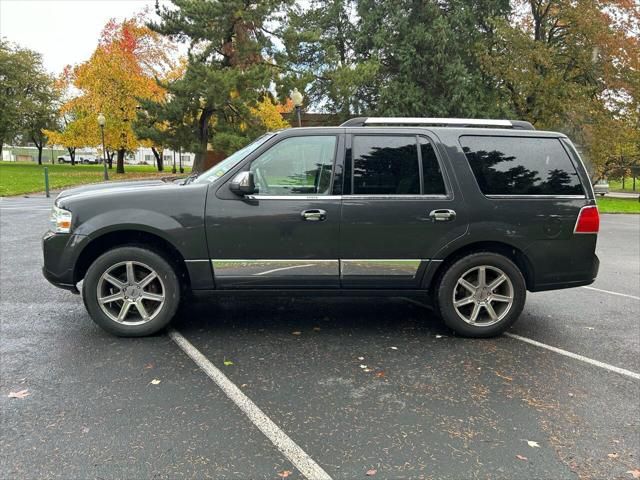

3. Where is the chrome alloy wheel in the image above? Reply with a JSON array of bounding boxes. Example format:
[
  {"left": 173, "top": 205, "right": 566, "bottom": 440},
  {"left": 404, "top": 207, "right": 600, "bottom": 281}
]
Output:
[
  {"left": 96, "top": 261, "right": 165, "bottom": 325},
  {"left": 452, "top": 265, "right": 514, "bottom": 326}
]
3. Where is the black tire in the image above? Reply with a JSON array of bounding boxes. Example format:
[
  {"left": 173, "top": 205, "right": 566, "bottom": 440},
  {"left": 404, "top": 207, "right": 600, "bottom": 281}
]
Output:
[
  {"left": 82, "top": 246, "right": 180, "bottom": 337},
  {"left": 436, "top": 252, "right": 526, "bottom": 338}
]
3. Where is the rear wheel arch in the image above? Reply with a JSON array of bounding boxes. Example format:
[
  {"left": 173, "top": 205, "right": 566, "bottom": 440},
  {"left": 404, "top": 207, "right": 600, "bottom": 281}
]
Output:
[
  {"left": 73, "top": 229, "right": 191, "bottom": 291},
  {"left": 428, "top": 241, "right": 534, "bottom": 294}
]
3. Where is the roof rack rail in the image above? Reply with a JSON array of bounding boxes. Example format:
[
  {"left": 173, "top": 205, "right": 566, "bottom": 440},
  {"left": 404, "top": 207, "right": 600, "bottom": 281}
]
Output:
[{"left": 340, "top": 117, "right": 535, "bottom": 130}]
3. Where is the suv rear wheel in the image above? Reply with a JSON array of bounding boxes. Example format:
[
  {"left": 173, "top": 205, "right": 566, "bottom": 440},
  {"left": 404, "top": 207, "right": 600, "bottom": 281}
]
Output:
[
  {"left": 436, "top": 252, "right": 526, "bottom": 337},
  {"left": 82, "top": 246, "right": 180, "bottom": 336}
]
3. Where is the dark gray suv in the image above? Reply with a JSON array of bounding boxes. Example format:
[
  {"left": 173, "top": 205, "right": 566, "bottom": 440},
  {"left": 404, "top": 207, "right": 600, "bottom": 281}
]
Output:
[{"left": 42, "top": 117, "right": 600, "bottom": 337}]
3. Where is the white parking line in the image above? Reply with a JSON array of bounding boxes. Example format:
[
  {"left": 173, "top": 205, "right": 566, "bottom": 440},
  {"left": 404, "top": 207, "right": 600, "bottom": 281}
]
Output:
[
  {"left": 169, "top": 330, "right": 333, "bottom": 480},
  {"left": 399, "top": 298, "right": 640, "bottom": 380},
  {"left": 504, "top": 333, "right": 640, "bottom": 381},
  {"left": 582, "top": 286, "right": 640, "bottom": 301}
]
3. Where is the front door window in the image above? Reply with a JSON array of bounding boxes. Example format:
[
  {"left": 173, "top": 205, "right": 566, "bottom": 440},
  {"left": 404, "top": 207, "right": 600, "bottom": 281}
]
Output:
[{"left": 250, "top": 136, "right": 337, "bottom": 195}]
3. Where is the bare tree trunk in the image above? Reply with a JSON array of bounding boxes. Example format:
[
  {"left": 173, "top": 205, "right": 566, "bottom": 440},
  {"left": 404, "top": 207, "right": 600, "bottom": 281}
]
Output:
[
  {"left": 151, "top": 147, "right": 164, "bottom": 172},
  {"left": 32, "top": 136, "right": 43, "bottom": 165},
  {"left": 194, "top": 109, "right": 213, "bottom": 173},
  {"left": 108, "top": 150, "right": 113, "bottom": 169},
  {"left": 67, "top": 147, "right": 76, "bottom": 165},
  {"left": 116, "top": 149, "right": 125, "bottom": 174},
  {"left": 0, "top": 142, "right": 3, "bottom": 159}
]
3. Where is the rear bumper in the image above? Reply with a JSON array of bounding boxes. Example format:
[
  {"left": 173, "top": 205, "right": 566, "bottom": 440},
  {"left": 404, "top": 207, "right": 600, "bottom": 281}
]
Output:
[{"left": 529, "top": 254, "right": 599, "bottom": 292}]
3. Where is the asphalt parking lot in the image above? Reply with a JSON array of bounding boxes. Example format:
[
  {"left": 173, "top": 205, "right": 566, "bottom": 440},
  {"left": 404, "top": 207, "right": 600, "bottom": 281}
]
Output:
[{"left": 1, "top": 195, "right": 638, "bottom": 480}]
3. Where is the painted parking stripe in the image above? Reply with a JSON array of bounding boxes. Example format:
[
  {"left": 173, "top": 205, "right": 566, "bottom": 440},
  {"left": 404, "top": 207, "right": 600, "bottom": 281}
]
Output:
[
  {"left": 399, "top": 298, "right": 639, "bottom": 380},
  {"left": 582, "top": 286, "right": 640, "bottom": 301},
  {"left": 504, "top": 333, "right": 640, "bottom": 381},
  {"left": 169, "top": 330, "right": 333, "bottom": 480}
]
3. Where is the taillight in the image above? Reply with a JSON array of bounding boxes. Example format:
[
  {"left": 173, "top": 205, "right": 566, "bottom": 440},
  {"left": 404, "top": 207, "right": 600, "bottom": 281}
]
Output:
[{"left": 574, "top": 205, "right": 599, "bottom": 234}]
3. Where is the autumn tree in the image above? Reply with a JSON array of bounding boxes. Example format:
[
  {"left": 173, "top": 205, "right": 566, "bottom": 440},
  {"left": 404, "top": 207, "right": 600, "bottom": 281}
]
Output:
[
  {"left": 147, "top": 0, "right": 290, "bottom": 172},
  {"left": 0, "top": 41, "right": 59, "bottom": 162},
  {"left": 52, "top": 17, "right": 175, "bottom": 173},
  {"left": 481, "top": 0, "right": 640, "bottom": 175}
]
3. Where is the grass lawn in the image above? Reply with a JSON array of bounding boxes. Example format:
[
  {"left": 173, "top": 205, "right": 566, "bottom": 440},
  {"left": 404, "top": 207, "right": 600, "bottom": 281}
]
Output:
[
  {"left": 596, "top": 196, "right": 640, "bottom": 214},
  {"left": 0, "top": 162, "right": 191, "bottom": 197},
  {"left": 608, "top": 177, "right": 639, "bottom": 193}
]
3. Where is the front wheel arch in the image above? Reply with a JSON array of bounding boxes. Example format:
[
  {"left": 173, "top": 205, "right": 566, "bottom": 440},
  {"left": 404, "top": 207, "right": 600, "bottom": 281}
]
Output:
[{"left": 73, "top": 230, "right": 191, "bottom": 292}]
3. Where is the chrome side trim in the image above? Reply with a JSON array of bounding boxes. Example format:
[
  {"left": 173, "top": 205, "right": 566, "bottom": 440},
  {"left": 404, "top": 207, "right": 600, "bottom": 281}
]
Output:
[
  {"left": 341, "top": 259, "right": 422, "bottom": 278},
  {"left": 485, "top": 195, "right": 586, "bottom": 199},
  {"left": 245, "top": 194, "right": 451, "bottom": 200},
  {"left": 245, "top": 195, "right": 342, "bottom": 201},
  {"left": 345, "top": 195, "right": 448, "bottom": 200},
  {"left": 184, "top": 259, "right": 210, "bottom": 263},
  {"left": 212, "top": 259, "right": 339, "bottom": 277}
]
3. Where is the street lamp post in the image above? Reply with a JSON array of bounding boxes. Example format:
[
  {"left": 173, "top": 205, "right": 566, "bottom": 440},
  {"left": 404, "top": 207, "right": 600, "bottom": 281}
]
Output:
[
  {"left": 291, "top": 88, "right": 304, "bottom": 127},
  {"left": 97, "top": 113, "right": 109, "bottom": 181}
]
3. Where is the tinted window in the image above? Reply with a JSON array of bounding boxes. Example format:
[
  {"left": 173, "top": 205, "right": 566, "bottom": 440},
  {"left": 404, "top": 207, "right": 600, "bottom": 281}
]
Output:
[
  {"left": 250, "top": 136, "right": 336, "bottom": 195},
  {"left": 420, "top": 138, "right": 446, "bottom": 195},
  {"left": 353, "top": 136, "right": 419, "bottom": 195},
  {"left": 460, "top": 136, "right": 584, "bottom": 195}
]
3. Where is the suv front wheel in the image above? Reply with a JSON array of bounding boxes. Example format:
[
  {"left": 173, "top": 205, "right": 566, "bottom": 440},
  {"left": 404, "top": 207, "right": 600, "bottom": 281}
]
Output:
[
  {"left": 82, "top": 246, "right": 181, "bottom": 336},
  {"left": 436, "top": 252, "right": 526, "bottom": 337}
]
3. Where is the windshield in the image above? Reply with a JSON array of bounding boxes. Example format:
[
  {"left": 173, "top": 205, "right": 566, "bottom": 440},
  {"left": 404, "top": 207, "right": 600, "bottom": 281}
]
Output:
[{"left": 193, "top": 133, "right": 275, "bottom": 184}]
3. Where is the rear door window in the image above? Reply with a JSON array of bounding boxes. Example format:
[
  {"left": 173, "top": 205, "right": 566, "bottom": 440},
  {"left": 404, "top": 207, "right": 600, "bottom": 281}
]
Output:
[
  {"left": 459, "top": 136, "right": 584, "bottom": 196},
  {"left": 351, "top": 135, "right": 446, "bottom": 195}
]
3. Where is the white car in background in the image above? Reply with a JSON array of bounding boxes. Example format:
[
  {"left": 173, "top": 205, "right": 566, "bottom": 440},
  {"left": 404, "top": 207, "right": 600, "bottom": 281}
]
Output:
[{"left": 593, "top": 179, "right": 609, "bottom": 196}]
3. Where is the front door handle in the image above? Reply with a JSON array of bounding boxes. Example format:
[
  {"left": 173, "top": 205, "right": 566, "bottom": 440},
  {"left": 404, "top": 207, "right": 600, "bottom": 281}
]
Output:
[
  {"left": 429, "top": 209, "right": 456, "bottom": 222},
  {"left": 301, "top": 209, "right": 327, "bottom": 222}
]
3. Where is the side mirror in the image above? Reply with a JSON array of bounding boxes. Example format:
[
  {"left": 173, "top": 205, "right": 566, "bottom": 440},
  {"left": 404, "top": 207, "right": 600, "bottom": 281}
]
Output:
[{"left": 229, "top": 171, "right": 256, "bottom": 196}]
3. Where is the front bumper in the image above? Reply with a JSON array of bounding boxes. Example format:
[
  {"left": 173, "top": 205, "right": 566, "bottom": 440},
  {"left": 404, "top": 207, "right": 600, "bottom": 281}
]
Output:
[{"left": 41, "top": 231, "right": 84, "bottom": 293}]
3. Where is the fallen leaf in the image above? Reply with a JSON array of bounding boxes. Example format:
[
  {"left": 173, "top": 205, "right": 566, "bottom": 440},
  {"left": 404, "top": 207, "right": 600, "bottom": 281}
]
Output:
[
  {"left": 277, "top": 470, "right": 292, "bottom": 478},
  {"left": 313, "top": 327, "right": 321, "bottom": 331},
  {"left": 223, "top": 359, "right": 234, "bottom": 366},
  {"left": 82, "top": 427, "right": 90, "bottom": 434},
  {"left": 150, "top": 379, "right": 161, "bottom": 385},
  {"left": 495, "top": 372, "right": 513, "bottom": 382},
  {"left": 291, "top": 331, "right": 302, "bottom": 336},
  {"left": 390, "top": 346, "right": 398, "bottom": 350},
  {"left": 357, "top": 356, "right": 365, "bottom": 361},
  {"left": 144, "top": 362, "right": 155, "bottom": 370},
  {"left": 607, "top": 453, "right": 619, "bottom": 459},
  {"left": 516, "top": 454, "right": 528, "bottom": 461},
  {"left": 366, "top": 469, "right": 377, "bottom": 476},
  {"left": 375, "top": 371, "right": 385, "bottom": 378},
  {"left": 363, "top": 368, "right": 372, "bottom": 372},
  {"left": 568, "top": 392, "right": 574, "bottom": 397},
  {"left": 435, "top": 335, "right": 444, "bottom": 339},
  {"left": 241, "top": 384, "right": 248, "bottom": 388},
  {"left": 359, "top": 364, "right": 367, "bottom": 369},
  {"left": 8, "top": 389, "right": 30, "bottom": 399},
  {"left": 527, "top": 440, "right": 541, "bottom": 448},
  {"left": 626, "top": 469, "right": 640, "bottom": 479}
]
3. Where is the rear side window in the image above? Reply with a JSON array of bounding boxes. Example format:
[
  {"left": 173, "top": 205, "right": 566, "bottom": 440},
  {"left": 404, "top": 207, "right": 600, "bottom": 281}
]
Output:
[
  {"left": 353, "top": 136, "right": 419, "bottom": 194},
  {"left": 351, "top": 135, "right": 446, "bottom": 195},
  {"left": 460, "top": 136, "right": 584, "bottom": 196}
]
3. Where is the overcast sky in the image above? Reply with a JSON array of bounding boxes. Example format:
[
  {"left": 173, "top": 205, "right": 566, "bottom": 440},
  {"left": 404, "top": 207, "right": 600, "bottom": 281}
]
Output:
[{"left": 0, "top": 0, "right": 159, "bottom": 75}]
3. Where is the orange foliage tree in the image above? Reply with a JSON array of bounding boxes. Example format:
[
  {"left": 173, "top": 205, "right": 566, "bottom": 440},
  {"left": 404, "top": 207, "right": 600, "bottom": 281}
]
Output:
[{"left": 48, "top": 17, "right": 176, "bottom": 173}]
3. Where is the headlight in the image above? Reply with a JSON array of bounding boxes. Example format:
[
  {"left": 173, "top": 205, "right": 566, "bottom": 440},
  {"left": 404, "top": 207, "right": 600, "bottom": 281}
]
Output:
[{"left": 49, "top": 205, "right": 73, "bottom": 233}]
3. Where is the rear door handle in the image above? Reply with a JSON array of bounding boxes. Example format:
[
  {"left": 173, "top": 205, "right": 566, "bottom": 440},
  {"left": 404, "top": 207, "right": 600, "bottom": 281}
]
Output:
[
  {"left": 301, "top": 209, "right": 327, "bottom": 222},
  {"left": 429, "top": 209, "right": 456, "bottom": 222}
]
